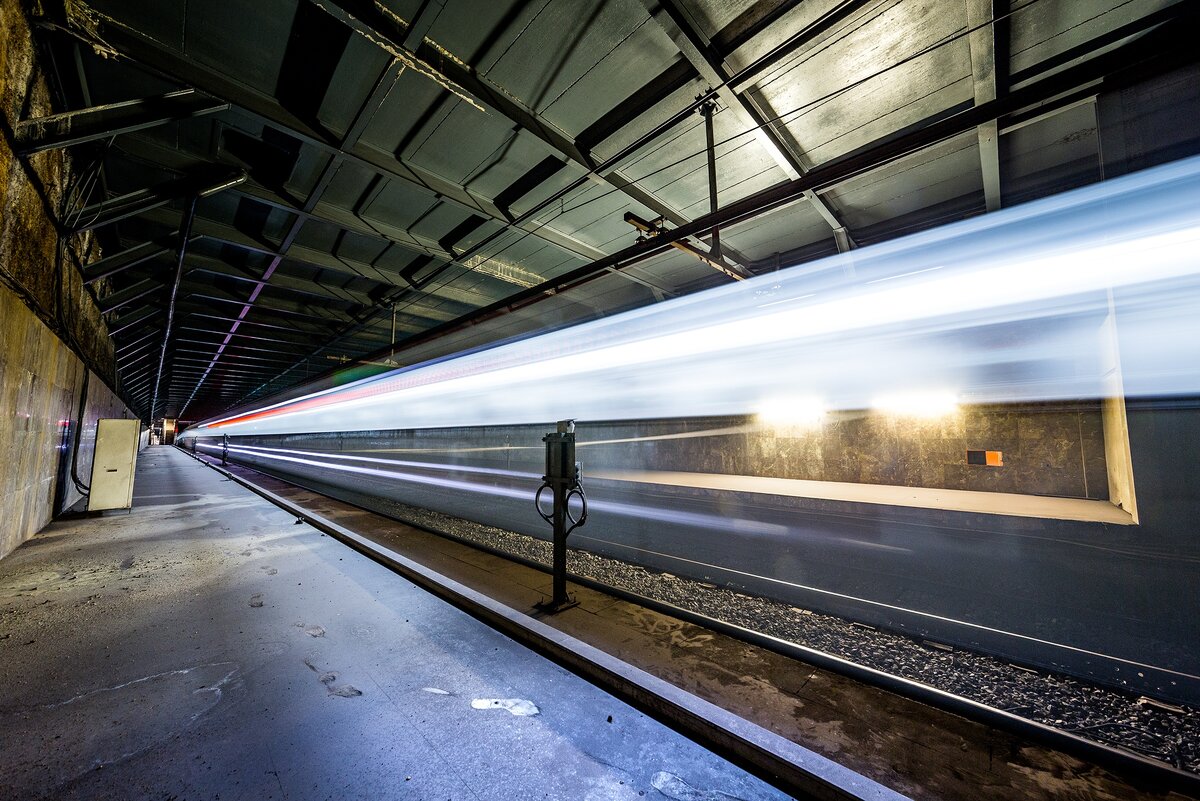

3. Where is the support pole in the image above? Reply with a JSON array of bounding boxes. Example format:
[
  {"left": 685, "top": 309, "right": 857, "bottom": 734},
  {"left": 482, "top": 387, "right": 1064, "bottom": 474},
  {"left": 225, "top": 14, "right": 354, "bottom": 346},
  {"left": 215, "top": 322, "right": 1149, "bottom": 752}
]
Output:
[
  {"left": 698, "top": 97, "right": 721, "bottom": 260},
  {"left": 149, "top": 194, "right": 198, "bottom": 421},
  {"left": 534, "top": 419, "right": 587, "bottom": 612},
  {"left": 550, "top": 465, "right": 568, "bottom": 607}
]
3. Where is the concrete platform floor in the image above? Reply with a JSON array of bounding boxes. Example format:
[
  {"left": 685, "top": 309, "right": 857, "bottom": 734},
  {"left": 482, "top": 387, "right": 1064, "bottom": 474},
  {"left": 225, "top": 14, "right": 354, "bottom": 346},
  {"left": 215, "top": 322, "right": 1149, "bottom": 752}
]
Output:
[{"left": 0, "top": 446, "right": 791, "bottom": 801}]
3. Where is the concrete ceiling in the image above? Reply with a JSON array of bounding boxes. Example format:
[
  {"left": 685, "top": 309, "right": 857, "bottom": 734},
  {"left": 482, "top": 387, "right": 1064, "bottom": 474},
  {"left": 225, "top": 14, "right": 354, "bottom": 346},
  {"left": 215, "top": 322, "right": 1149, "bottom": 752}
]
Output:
[{"left": 21, "top": 0, "right": 1195, "bottom": 421}]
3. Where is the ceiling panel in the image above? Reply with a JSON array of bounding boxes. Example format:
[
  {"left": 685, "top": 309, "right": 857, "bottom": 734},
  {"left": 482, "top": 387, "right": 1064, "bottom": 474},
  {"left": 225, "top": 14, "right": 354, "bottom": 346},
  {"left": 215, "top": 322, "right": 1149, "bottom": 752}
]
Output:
[{"left": 33, "top": 0, "right": 1193, "bottom": 420}]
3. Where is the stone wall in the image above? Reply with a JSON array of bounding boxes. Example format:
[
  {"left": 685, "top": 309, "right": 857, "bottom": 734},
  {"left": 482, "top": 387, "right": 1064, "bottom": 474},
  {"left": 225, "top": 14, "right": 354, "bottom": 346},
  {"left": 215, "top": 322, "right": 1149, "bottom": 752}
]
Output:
[
  {"left": 1, "top": 0, "right": 114, "bottom": 386},
  {"left": 717, "top": 404, "right": 1108, "bottom": 499},
  {"left": 579, "top": 405, "right": 1107, "bottom": 500},
  {"left": 0, "top": 0, "right": 137, "bottom": 558}
]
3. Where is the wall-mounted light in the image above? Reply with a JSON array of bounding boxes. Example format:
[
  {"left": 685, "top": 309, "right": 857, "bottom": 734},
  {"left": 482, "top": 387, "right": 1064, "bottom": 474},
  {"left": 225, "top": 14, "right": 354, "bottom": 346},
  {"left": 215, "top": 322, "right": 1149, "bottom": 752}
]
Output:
[
  {"left": 755, "top": 396, "right": 827, "bottom": 429},
  {"left": 871, "top": 390, "right": 959, "bottom": 418}
]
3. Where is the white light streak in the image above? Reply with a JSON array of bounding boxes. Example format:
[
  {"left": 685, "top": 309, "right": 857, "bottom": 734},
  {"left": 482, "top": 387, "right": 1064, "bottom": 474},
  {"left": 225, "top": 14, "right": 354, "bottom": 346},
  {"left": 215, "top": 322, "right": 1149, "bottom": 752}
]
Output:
[
  {"left": 866, "top": 265, "right": 944, "bottom": 283},
  {"left": 756, "top": 397, "right": 827, "bottom": 428},
  {"left": 756, "top": 292, "right": 815, "bottom": 309},
  {"left": 871, "top": 390, "right": 960, "bottom": 418},
  {"left": 181, "top": 155, "right": 1200, "bottom": 438}
]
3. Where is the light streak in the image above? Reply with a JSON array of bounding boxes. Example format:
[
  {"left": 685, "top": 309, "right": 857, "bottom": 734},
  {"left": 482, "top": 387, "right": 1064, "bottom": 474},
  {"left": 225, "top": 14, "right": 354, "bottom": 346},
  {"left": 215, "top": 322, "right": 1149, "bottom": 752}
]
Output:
[
  {"left": 181, "top": 155, "right": 1200, "bottom": 438},
  {"left": 214, "top": 444, "right": 533, "bottom": 500},
  {"left": 225, "top": 443, "right": 538, "bottom": 479},
  {"left": 205, "top": 445, "right": 791, "bottom": 536},
  {"left": 756, "top": 292, "right": 815, "bottom": 309},
  {"left": 570, "top": 532, "right": 1200, "bottom": 680},
  {"left": 871, "top": 390, "right": 960, "bottom": 418},
  {"left": 865, "top": 266, "right": 944, "bottom": 284}
]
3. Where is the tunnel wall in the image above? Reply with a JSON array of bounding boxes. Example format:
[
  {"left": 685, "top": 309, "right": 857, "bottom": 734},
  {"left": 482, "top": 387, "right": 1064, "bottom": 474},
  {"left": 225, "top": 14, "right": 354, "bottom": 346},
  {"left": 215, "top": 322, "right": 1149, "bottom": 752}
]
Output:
[{"left": 0, "top": 0, "right": 137, "bottom": 557}]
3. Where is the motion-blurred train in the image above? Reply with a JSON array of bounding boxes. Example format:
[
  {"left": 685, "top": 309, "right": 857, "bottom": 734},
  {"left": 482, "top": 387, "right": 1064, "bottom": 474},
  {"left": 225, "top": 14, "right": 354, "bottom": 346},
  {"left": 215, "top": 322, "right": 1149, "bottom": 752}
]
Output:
[{"left": 181, "top": 155, "right": 1200, "bottom": 705}]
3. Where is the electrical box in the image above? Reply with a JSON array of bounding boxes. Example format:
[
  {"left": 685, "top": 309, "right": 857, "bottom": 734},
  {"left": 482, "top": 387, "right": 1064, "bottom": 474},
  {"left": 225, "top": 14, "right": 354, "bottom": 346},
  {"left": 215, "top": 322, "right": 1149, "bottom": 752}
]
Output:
[
  {"left": 966, "top": 449, "right": 1004, "bottom": 467},
  {"left": 542, "top": 419, "right": 580, "bottom": 485},
  {"left": 88, "top": 419, "right": 142, "bottom": 512}
]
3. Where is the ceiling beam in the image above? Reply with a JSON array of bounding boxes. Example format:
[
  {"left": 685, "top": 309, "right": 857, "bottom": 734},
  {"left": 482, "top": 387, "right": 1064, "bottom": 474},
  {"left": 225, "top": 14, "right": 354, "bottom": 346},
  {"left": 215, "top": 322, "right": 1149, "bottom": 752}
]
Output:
[
  {"left": 175, "top": 337, "right": 308, "bottom": 357},
  {"left": 642, "top": 0, "right": 857, "bottom": 251},
  {"left": 168, "top": 363, "right": 282, "bottom": 379},
  {"left": 113, "top": 132, "right": 459, "bottom": 262},
  {"left": 315, "top": 0, "right": 749, "bottom": 267},
  {"left": 174, "top": 348, "right": 300, "bottom": 366},
  {"left": 266, "top": 14, "right": 1195, "bottom": 398},
  {"left": 178, "top": 309, "right": 345, "bottom": 338},
  {"left": 46, "top": 3, "right": 601, "bottom": 265},
  {"left": 107, "top": 306, "right": 161, "bottom": 337},
  {"left": 179, "top": 289, "right": 358, "bottom": 326},
  {"left": 967, "top": 0, "right": 1003, "bottom": 212},
  {"left": 116, "top": 345, "right": 157, "bottom": 371},
  {"left": 84, "top": 233, "right": 201, "bottom": 285},
  {"left": 167, "top": 368, "right": 268, "bottom": 381},
  {"left": 99, "top": 278, "right": 160, "bottom": 314},
  {"left": 126, "top": 206, "right": 425, "bottom": 288},
  {"left": 177, "top": 325, "right": 337, "bottom": 348},
  {"left": 439, "top": 0, "right": 874, "bottom": 285},
  {"left": 72, "top": 166, "right": 246, "bottom": 232},
  {"left": 172, "top": 355, "right": 298, "bottom": 372},
  {"left": 183, "top": 260, "right": 375, "bottom": 309},
  {"left": 13, "top": 88, "right": 227, "bottom": 154},
  {"left": 115, "top": 327, "right": 160, "bottom": 355}
]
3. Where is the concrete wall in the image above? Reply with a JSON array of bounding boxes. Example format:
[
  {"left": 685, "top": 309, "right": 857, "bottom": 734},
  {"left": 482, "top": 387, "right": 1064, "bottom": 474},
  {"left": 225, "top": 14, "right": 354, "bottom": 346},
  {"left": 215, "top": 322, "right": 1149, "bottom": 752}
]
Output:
[
  {"left": 0, "top": 0, "right": 138, "bottom": 558},
  {"left": 0, "top": 288, "right": 135, "bottom": 557}
]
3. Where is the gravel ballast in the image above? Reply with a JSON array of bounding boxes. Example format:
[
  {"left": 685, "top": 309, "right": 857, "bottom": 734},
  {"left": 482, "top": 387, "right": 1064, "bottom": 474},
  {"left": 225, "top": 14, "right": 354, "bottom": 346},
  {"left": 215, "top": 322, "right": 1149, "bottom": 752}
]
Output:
[{"left": 345, "top": 492, "right": 1200, "bottom": 776}]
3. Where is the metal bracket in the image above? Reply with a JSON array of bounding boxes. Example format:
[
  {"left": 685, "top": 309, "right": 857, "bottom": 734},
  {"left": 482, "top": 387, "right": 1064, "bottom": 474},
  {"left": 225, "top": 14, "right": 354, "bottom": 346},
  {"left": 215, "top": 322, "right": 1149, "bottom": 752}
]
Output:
[{"left": 624, "top": 211, "right": 748, "bottom": 281}]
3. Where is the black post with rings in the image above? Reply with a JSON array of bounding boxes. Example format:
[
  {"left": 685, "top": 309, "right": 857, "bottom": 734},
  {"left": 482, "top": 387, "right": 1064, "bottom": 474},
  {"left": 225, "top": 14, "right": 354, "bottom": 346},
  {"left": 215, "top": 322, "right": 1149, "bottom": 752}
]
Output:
[{"left": 535, "top": 419, "right": 587, "bottom": 612}]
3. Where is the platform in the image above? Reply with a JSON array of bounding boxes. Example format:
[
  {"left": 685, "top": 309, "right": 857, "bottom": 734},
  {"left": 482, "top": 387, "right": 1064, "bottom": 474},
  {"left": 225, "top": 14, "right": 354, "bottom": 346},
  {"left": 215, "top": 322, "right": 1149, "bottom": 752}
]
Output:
[
  {"left": 1, "top": 446, "right": 1192, "bottom": 801},
  {"left": 193, "top": 449, "right": 1197, "bottom": 801},
  {"left": 0, "top": 446, "right": 796, "bottom": 801}
]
